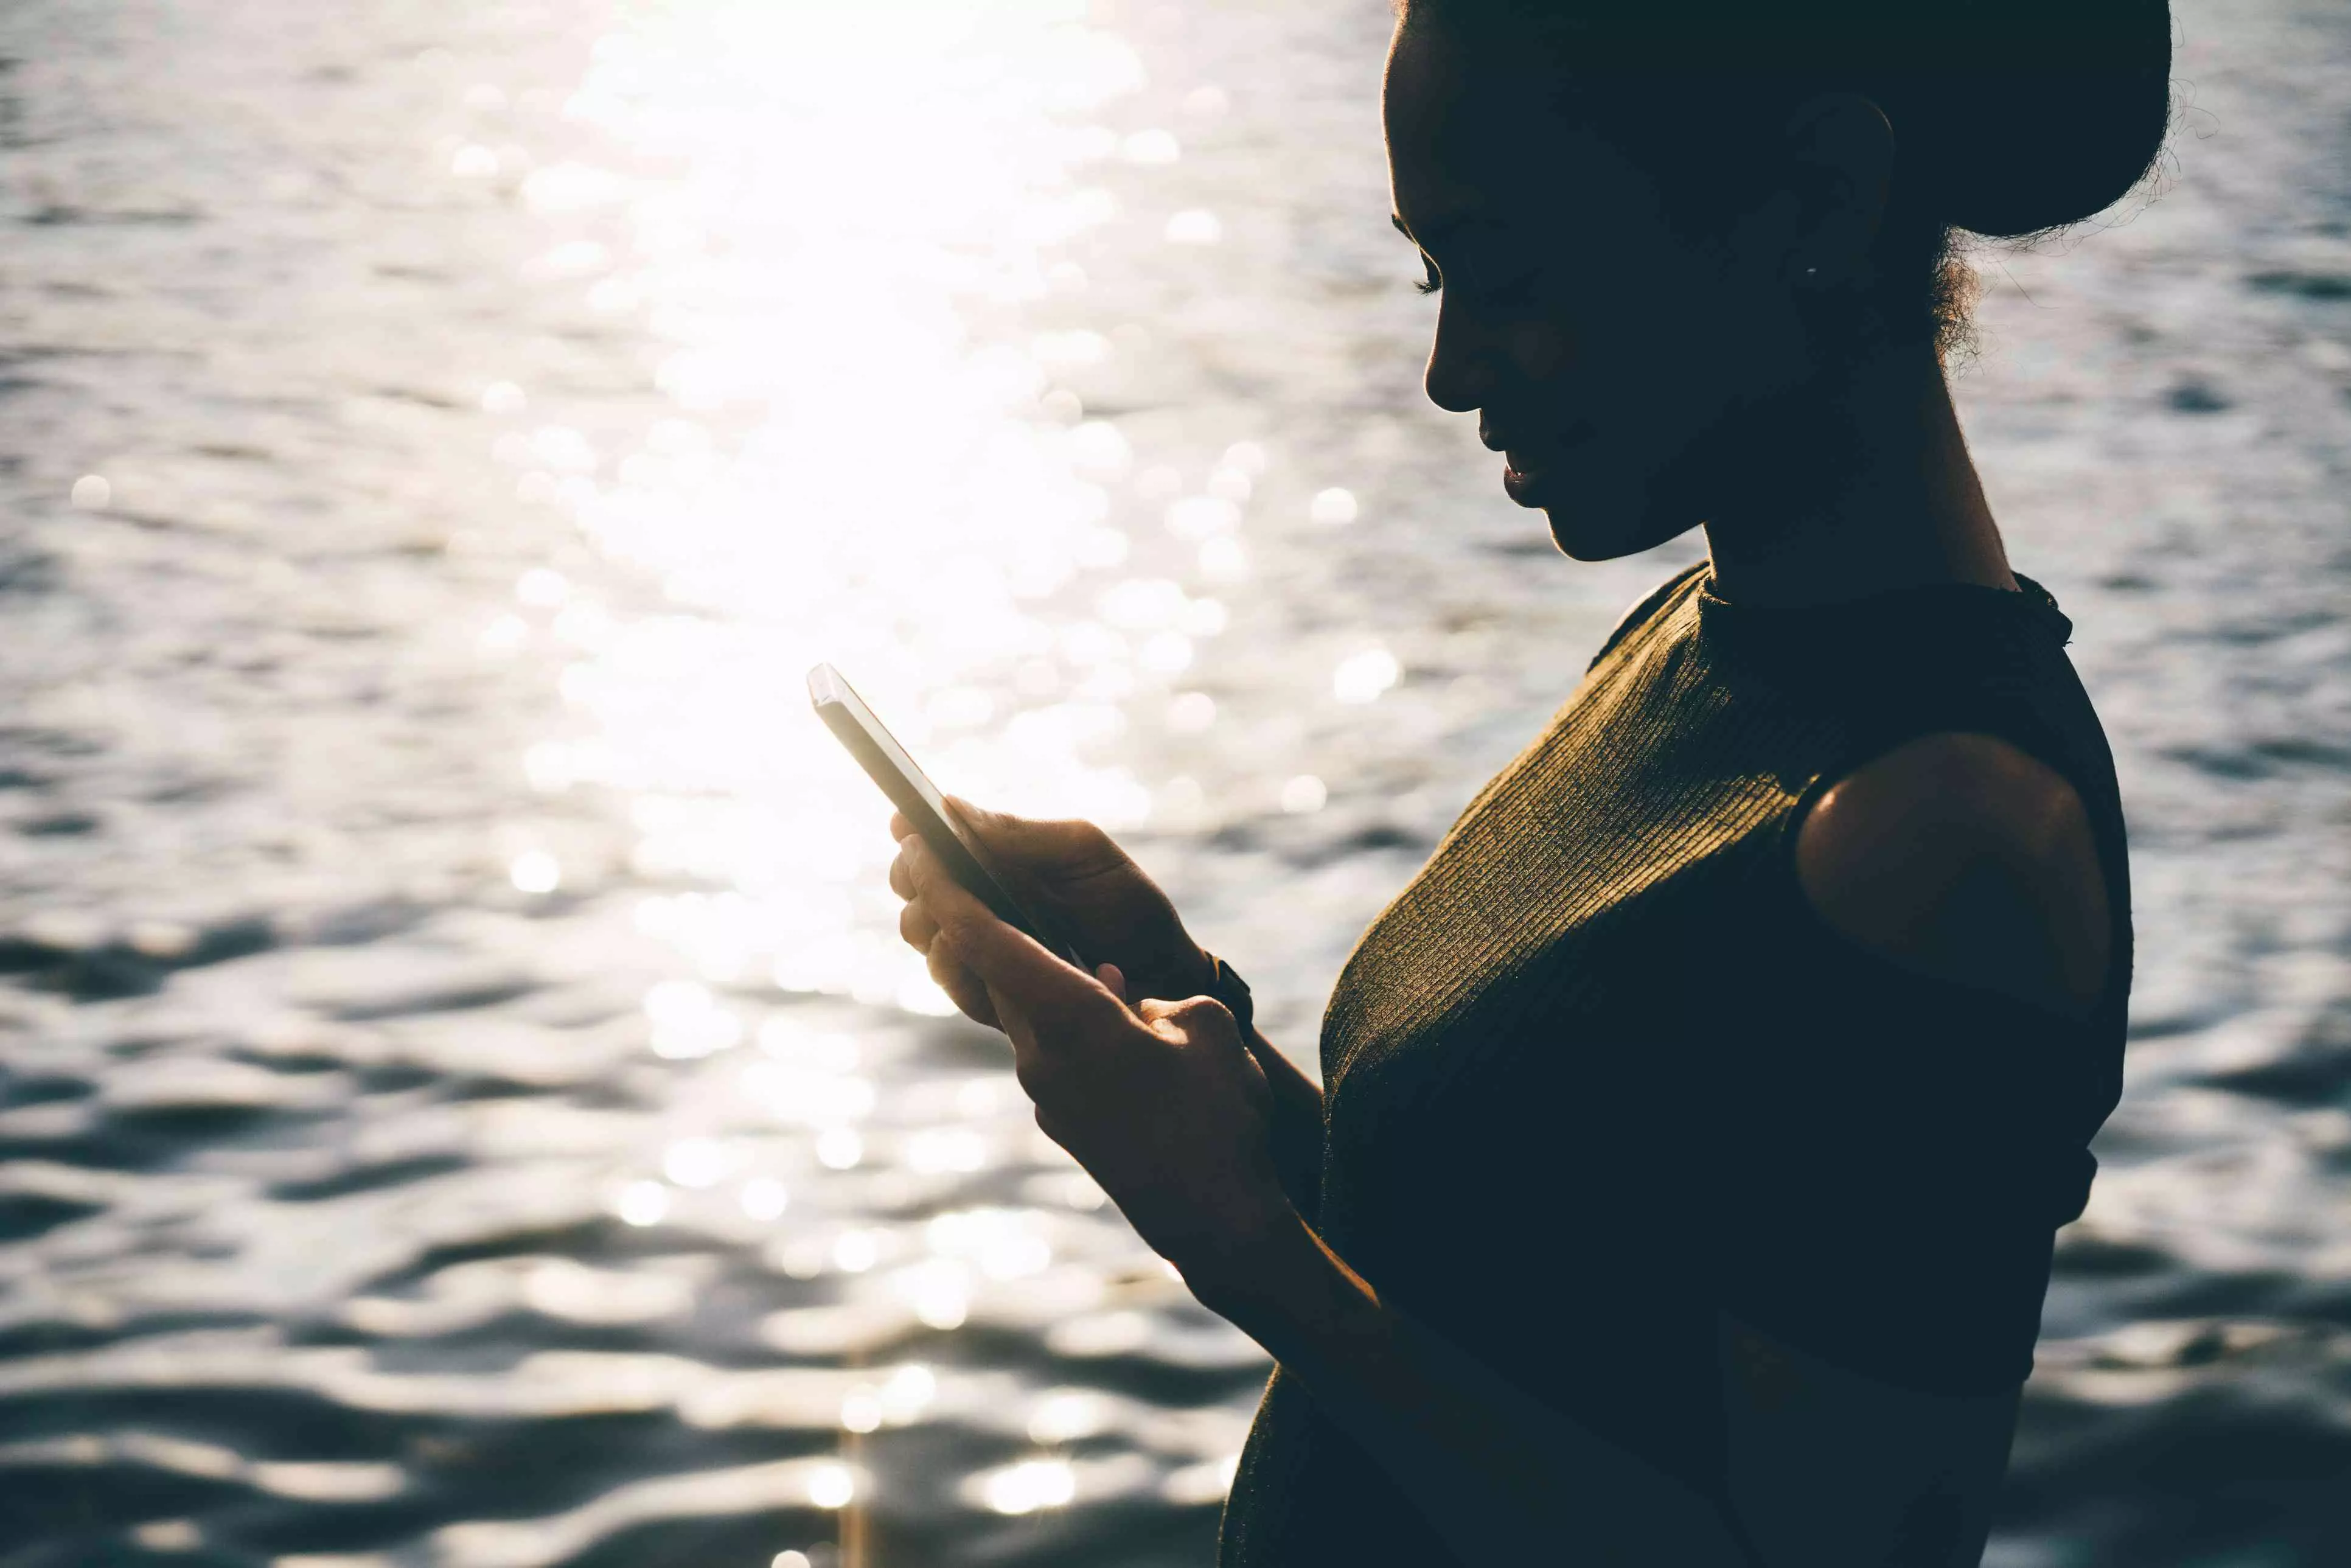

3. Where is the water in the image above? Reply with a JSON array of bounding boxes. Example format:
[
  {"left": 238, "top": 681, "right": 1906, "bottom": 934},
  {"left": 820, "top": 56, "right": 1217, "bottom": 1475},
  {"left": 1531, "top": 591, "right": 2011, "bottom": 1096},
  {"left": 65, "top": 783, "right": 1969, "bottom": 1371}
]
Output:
[{"left": 0, "top": 0, "right": 2343, "bottom": 1563}]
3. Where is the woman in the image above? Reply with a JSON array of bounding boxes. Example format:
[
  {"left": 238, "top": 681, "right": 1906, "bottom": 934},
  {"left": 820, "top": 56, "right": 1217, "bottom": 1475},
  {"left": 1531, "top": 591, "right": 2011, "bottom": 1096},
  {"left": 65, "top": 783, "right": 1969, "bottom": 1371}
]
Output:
[{"left": 889, "top": 1, "right": 2165, "bottom": 1561}]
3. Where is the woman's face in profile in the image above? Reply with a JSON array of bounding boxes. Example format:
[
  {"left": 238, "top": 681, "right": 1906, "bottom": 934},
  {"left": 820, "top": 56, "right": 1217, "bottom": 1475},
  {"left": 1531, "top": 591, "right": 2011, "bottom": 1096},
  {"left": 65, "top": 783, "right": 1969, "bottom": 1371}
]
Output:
[{"left": 1383, "top": 19, "right": 1813, "bottom": 559}]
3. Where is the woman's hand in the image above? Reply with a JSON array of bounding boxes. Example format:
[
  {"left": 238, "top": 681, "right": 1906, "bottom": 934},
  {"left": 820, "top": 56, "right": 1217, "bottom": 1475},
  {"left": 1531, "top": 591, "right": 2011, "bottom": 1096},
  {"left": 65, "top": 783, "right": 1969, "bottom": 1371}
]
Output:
[
  {"left": 889, "top": 801, "right": 1215, "bottom": 1031},
  {"left": 890, "top": 832, "right": 1294, "bottom": 1288}
]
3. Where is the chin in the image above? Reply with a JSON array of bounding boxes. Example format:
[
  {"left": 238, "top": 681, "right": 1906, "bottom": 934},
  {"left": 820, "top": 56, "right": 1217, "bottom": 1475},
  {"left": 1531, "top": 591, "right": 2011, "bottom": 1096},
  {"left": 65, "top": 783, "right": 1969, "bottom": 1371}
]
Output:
[
  {"left": 1543, "top": 510, "right": 1637, "bottom": 561},
  {"left": 1530, "top": 448, "right": 1709, "bottom": 562},
  {"left": 1537, "top": 490, "right": 1694, "bottom": 563}
]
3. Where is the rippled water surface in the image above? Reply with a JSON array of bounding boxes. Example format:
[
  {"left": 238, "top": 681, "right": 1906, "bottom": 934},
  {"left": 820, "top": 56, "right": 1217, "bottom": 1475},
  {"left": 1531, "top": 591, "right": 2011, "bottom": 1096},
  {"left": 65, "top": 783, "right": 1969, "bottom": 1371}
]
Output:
[{"left": 0, "top": 0, "right": 2346, "bottom": 1563}]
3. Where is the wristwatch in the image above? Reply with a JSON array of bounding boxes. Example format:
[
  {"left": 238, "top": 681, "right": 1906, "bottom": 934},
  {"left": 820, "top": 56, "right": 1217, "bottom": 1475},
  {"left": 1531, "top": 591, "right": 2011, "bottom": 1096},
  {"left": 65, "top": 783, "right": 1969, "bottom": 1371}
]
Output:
[{"left": 1201, "top": 952, "right": 1256, "bottom": 1043}]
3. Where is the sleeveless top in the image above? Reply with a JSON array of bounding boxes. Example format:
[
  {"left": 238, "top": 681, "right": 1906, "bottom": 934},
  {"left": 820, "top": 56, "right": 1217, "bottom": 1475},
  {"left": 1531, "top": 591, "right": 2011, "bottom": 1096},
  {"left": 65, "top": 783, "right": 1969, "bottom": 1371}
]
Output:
[{"left": 1217, "top": 562, "right": 2134, "bottom": 1566}]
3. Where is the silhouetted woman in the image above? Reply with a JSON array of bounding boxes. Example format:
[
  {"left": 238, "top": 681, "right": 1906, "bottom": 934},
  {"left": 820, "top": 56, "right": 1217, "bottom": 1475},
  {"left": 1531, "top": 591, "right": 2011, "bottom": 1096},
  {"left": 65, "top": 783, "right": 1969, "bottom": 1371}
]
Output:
[{"left": 889, "top": 1, "right": 2166, "bottom": 1561}]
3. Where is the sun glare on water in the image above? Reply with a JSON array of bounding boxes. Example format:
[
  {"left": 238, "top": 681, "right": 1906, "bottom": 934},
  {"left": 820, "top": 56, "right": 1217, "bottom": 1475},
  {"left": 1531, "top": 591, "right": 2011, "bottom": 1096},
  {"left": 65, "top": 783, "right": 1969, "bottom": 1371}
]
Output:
[{"left": 510, "top": 1, "right": 1194, "bottom": 1006}]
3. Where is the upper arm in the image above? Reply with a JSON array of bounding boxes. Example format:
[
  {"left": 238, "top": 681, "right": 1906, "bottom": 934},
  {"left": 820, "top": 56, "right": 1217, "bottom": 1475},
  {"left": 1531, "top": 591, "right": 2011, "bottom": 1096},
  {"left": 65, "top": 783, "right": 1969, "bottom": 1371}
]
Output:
[
  {"left": 1719, "top": 1312, "right": 2020, "bottom": 1568},
  {"left": 1794, "top": 732, "right": 2111, "bottom": 1017}
]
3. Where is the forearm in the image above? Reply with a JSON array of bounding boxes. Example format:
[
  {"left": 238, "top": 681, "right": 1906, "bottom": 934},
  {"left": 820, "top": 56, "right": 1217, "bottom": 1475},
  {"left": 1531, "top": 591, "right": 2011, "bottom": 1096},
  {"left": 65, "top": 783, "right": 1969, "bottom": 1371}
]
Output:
[
  {"left": 1237, "top": 1024, "right": 1325, "bottom": 1221},
  {"left": 1196, "top": 1211, "right": 1751, "bottom": 1568}
]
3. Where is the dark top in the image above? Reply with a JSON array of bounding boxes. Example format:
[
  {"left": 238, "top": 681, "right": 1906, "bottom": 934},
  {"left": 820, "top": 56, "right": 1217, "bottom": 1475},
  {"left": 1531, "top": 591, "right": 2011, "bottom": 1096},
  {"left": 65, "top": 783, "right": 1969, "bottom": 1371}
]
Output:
[{"left": 1218, "top": 562, "right": 2134, "bottom": 1566}]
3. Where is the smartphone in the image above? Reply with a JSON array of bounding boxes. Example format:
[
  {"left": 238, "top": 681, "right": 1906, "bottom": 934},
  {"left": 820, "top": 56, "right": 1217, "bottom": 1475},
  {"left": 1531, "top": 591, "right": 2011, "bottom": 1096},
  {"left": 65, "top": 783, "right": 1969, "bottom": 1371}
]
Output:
[{"left": 807, "top": 663, "right": 1085, "bottom": 969}]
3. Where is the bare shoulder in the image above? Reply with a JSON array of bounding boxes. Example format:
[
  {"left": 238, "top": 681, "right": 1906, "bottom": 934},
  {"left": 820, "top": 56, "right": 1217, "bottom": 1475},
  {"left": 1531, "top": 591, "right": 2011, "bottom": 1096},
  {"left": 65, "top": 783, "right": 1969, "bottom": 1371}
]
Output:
[{"left": 1794, "top": 731, "right": 2111, "bottom": 1016}]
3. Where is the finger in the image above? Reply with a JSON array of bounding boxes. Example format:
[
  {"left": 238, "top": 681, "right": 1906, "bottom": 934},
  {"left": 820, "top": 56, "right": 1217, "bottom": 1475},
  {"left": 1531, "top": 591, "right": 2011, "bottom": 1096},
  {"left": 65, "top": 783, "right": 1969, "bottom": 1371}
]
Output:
[
  {"left": 1095, "top": 962, "right": 1127, "bottom": 1005},
  {"left": 888, "top": 836, "right": 919, "bottom": 901},
  {"left": 904, "top": 837, "right": 1060, "bottom": 979},
  {"left": 903, "top": 837, "right": 1106, "bottom": 1031},
  {"left": 888, "top": 810, "right": 913, "bottom": 842},
  {"left": 927, "top": 944, "right": 1000, "bottom": 1028},
  {"left": 898, "top": 900, "right": 941, "bottom": 953}
]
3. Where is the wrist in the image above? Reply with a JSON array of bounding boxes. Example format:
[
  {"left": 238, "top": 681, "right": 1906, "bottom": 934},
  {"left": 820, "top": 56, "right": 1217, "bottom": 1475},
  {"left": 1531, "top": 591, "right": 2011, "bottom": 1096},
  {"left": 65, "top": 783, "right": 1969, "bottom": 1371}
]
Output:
[{"left": 1180, "top": 1200, "right": 1323, "bottom": 1326}]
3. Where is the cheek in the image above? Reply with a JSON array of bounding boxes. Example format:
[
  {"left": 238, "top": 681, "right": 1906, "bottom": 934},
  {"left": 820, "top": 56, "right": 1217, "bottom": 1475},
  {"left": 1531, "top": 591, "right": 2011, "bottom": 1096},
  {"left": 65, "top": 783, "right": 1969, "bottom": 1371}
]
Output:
[
  {"left": 1531, "top": 286, "right": 1760, "bottom": 559},
  {"left": 1581, "top": 250, "right": 1778, "bottom": 456},
  {"left": 1572, "top": 307, "right": 1740, "bottom": 483},
  {"left": 1500, "top": 318, "right": 1570, "bottom": 382}
]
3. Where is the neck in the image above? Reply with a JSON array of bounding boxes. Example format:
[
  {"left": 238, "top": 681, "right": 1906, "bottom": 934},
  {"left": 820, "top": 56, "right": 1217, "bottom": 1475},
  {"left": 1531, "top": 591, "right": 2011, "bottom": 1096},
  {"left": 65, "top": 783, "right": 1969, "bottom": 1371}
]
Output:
[{"left": 1701, "top": 343, "right": 2016, "bottom": 608}]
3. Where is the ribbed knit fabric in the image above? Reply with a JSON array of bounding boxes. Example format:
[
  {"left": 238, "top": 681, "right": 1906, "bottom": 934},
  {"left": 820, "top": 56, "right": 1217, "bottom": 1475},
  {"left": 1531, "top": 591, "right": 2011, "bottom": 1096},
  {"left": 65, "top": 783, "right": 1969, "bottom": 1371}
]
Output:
[{"left": 1217, "top": 562, "right": 2134, "bottom": 1566}]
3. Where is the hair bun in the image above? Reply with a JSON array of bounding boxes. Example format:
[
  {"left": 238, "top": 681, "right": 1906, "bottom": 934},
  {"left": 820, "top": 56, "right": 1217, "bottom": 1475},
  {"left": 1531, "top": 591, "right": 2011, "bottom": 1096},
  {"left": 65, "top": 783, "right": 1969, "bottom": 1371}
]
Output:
[
  {"left": 1874, "top": 2, "right": 2174, "bottom": 237},
  {"left": 1483, "top": 0, "right": 2176, "bottom": 237}
]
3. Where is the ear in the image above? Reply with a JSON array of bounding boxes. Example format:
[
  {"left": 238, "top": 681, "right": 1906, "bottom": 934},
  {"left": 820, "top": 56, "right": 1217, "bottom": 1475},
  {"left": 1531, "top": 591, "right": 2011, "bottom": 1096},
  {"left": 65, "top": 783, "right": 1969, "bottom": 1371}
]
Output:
[{"left": 1780, "top": 92, "right": 1896, "bottom": 290}]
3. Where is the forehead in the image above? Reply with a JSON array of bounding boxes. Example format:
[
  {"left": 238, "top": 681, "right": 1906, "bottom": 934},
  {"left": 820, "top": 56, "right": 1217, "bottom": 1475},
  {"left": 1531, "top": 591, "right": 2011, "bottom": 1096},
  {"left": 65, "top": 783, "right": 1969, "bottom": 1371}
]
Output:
[
  {"left": 1382, "top": 21, "right": 1685, "bottom": 270},
  {"left": 1382, "top": 18, "right": 1599, "bottom": 239}
]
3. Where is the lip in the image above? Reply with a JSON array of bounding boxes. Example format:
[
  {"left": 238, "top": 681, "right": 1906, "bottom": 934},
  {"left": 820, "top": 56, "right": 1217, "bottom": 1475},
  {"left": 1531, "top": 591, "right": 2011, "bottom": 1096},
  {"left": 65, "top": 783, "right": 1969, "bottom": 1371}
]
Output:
[
  {"left": 1502, "top": 458, "right": 1550, "bottom": 506},
  {"left": 1492, "top": 421, "right": 1596, "bottom": 506}
]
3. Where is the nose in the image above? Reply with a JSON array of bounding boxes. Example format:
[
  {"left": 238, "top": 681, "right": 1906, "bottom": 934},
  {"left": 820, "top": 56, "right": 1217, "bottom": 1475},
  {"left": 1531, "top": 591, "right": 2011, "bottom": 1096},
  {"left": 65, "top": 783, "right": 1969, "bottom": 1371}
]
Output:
[{"left": 1421, "top": 296, "right": 1496, "bottom": 416}]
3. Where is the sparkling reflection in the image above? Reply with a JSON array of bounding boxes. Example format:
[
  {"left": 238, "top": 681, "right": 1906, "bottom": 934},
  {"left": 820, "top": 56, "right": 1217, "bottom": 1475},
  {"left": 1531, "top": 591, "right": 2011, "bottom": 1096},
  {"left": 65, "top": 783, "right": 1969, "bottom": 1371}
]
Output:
[
  {"left": 613, "top": 1180, "right": 672, "bottom": 1228},
  {"left": 978, "top": 1457, "right": 1077, "bottom": 1515},
  {"left": 510, "top": 2, "right": 1188, "bottom": 1023}
]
